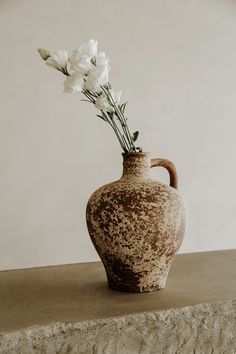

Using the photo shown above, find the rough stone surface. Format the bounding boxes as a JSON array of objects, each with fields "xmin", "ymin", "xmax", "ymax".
[
  {"xmin": 1, "ymin": 250, "xmax": 236, "ymax": 353},
  {"xmin": 86, "ymin": 152, "xmax": 186, "ymax": 292},
  {"xmin": 1, "ymin": 300, "xmax": 235, "ymax": 354}
]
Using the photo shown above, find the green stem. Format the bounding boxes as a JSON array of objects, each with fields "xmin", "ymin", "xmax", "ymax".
[
  {"xmin": 103, "ymin": 86, "xmax": 135, "ymax": 151},
  {"xmin": 57, "ymin": 69, "xmax": 134, "ymax": 152},
  {"xmin": 81, "ymin": 89, "xmax": 127, "ymax": 151},
  {"xmin": 103, "ymin": 111, "xmax": 128, "ymax": 151},
  {"xmin": 83, "ymin": 91, "xmax": 95, "ymax": 104}
]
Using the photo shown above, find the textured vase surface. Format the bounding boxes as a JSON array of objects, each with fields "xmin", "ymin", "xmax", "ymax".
[{"xmin": 86, "ymin": 152, "xmax": 186, "ymax": 293}]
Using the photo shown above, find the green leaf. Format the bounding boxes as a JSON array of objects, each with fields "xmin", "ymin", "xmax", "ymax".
[
  {"xmin": 80, "ymin": 99, "xmax": 92, "ymax": 103},
  {"xmin": 107, "ymin": 112, "xmax": 114, "ymax": 119},
  {"xmin": 96, "ymin": 114, "xmax": 107, "ymax": 121},
  {"xmin": 120, "ymin": 102, "xmax": 128, "ymax": 113},
  {"xmin": 132, "ymin": 131, "xmax": 139, "ymax": 142}
]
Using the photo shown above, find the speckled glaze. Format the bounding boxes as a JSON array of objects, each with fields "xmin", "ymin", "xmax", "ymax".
[{"xmin": 86, "ymin": 153, "xmax": 186, "ymax": 293}]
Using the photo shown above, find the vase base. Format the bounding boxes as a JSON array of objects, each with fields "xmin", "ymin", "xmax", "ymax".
[{"xmin": 107, "ymin": 277, "xmax": 167, "ymax": 293}]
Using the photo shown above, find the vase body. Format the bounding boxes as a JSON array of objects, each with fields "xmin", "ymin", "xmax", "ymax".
[{"xmin": 86, "ymin": 152, "xmax": 186, "ymax": 293}]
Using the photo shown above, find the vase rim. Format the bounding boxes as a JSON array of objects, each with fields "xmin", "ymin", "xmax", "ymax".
[{"xmin": 122, "ymin": 152, "xmax": 150, "ymax": 156}]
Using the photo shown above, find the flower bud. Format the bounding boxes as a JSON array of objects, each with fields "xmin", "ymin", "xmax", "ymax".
[{"xmin": 37, "ymin": 48, "xmax": 50, "ymax": 61}]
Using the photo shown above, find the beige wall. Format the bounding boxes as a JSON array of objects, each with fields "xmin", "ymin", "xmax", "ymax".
[{"xmin": 0, "ymin": 0, "xmax": 236, "ymax": 270}]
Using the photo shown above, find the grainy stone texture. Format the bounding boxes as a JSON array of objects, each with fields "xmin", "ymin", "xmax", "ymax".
[
  {"xmin": 86, "ymin": 152, "xmax": 186, "ymax": 292},
  {"xmin": 1, "ymin": 300, "xmax": 235, "ymax": 354},
  {"xmin": 1, "ymin": 251, "xmax": 236, "ymax": 353}
]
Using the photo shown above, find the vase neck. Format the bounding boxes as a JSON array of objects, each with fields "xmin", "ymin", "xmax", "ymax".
[{"xmin": 121, "ymin": 153, "xmax": 151, "ymax": 180}]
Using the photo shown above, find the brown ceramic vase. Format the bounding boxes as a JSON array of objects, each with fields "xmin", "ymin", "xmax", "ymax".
[{"xmin": 86, "ymin": 152, "xmax": 186, "ymax": 293}]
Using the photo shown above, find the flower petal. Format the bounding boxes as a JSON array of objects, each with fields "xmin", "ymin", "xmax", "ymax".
[
  {"xmin": 77, "ymin": 39, "xmax": 98, "ymax": 58},
  {"xmin": 63, "ymin": 73, "xmax": 85, "ymax": 93},
  {"xmin": 46, "ymin": 49, "xmax": 68, "ymax": 70},
  {"xmin": 95, "ymin": 92, "xmax": 113, "ymax": 112},
  {"xmin": 69, "ymin": 51, "xmax": 93, "ymax": 74},
  {"xmin": 85, "ymin": 65, "xmax": 109, "ymax": 93}
]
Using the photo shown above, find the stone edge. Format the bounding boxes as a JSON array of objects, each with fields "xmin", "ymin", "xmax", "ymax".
[{"xmin": 0, "ymin": 299, "xmax": 236, "ymax": 353}]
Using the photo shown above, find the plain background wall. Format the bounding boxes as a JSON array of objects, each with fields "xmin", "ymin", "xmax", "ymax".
[{"xmin": 0, "ymin": 0, "xmax": 236, "ymax": 270}]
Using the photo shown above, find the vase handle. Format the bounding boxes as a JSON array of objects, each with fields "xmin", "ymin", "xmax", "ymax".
[{"xmin": 150, "ymin": 158, "xmax": 178, "ymax": 190}]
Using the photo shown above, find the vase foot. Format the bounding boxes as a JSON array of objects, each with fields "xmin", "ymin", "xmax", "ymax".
[{"xmin": 107, "ymin": 275, "xmax": 167, "ymax": 293}]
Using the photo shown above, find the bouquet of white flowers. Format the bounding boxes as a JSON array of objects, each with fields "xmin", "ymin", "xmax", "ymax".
[{"xmin": 38, "ymin": 39, "xmax": 141, "ymax": 152}]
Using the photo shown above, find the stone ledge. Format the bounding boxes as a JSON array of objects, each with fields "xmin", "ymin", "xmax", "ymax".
[
  {"xmin": 0, "ymin": 250, "xmax": 236, "ymax": 353},
  {"xmin": 1, "ymin": 300, "xmax": 236, "ymax": 354}
]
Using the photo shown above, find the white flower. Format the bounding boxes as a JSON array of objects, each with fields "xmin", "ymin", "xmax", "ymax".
[
  {"xmin": 85, "ymin": 65, "xmax": 109, "ymax": 93},
  {"xmin": 95, "ymin": 89, "xmax": 122, "ymax": 112},
  {"xmin": 85, "ymin": 52, "xmax": 110, "ymax": 93},
  {"xmin": 68, "ymin": 39, "xmax": 111, "ymax": 92},
  {"xmin": 37, "ymin": 48, "xmax": 50, "ymax": 61},
  {"xmin": 77, "ymin": 39, "xmax": 98, "ymax": 58},
  {"xmin": 69, "ymin": 51, "xmax": 93, "ymax": 74},
  {"xmin": 69, "ymin": 39, "xmax": 98, "ymax": 74},
  {"xmin": 95, "ymin": 92, "xmax": 112, "ymax": 112},
  {"xmin": 63, "ymin": 72, "xmax": 85, "ymax": 93},
  {"xmin": 96, "ymin": 51, "xmax": 110, "ymax": 68},
  {"xmin": 46, "ymin": 49, "xmax": 68, "ymax": 71}
]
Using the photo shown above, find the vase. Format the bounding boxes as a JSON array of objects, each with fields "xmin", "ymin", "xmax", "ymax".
[{"xmin": 86, "ymin": 152, "xmax": 186, "ymax": 293}]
